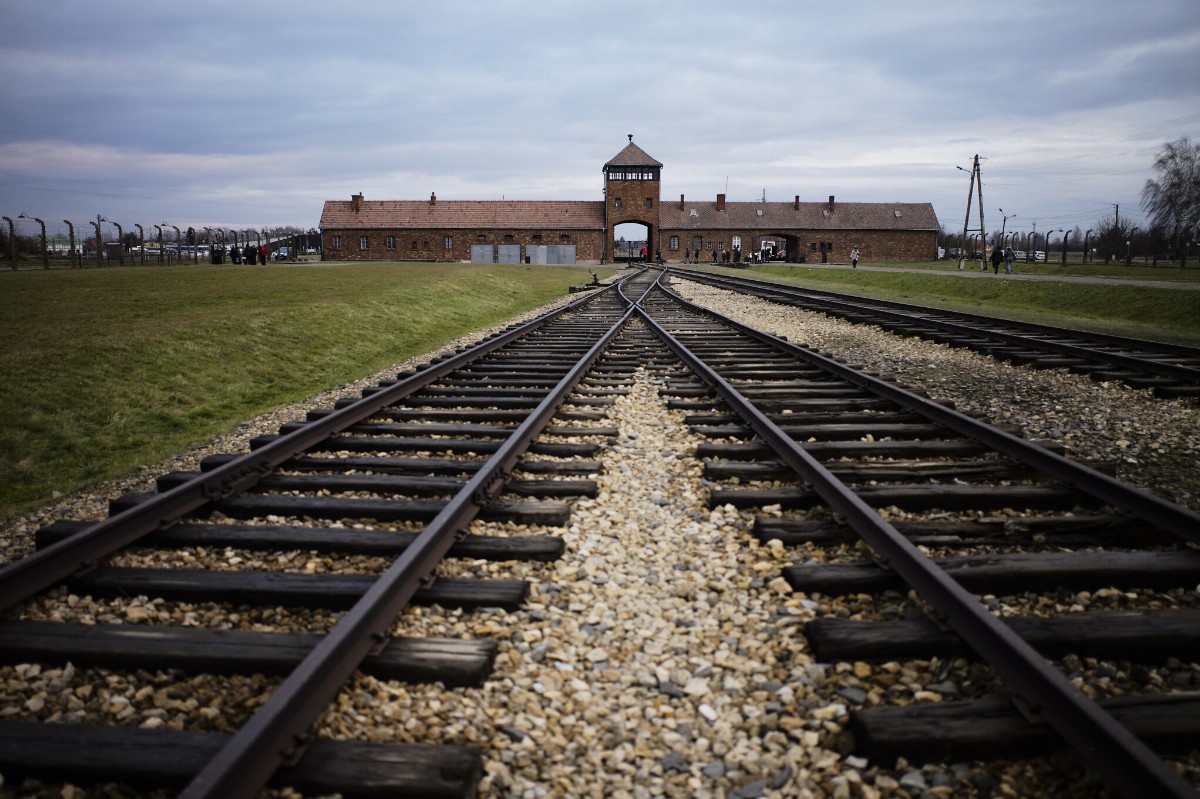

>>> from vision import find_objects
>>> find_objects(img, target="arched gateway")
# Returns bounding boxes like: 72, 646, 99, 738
319, 138, 939, 264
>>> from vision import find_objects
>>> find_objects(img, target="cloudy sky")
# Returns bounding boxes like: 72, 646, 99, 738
2, 0, 1198, 244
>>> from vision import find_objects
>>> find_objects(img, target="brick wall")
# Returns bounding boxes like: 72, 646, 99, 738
322, 228, 606, 262
659, 227, 937, 263
606, 177, 661, 257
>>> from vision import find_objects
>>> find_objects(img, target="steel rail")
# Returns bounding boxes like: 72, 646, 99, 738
0, 285, 615, 613
666, 267, 1200, 384
668, 265, 1200, 357
657, 277, 1200, 543
635, 284, 1200, 799
178, 281, 648, 799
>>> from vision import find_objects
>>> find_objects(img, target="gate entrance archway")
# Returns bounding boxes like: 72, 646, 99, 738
753, 233, 799, 263
614, 221, 653, 262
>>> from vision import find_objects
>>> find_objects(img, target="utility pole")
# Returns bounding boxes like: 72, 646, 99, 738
957, 162, 975, 271
974, 155, 987, 271
956, 155, 987, 271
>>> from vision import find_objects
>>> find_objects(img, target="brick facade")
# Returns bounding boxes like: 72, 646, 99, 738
323, 227, 606, 262
319, 141, 939, 263
659, 225, 937, 264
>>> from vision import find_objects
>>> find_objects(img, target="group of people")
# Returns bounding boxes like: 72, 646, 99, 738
220, 244, 270, 265
683, 246, 742, 264
988, 247, 1016, 275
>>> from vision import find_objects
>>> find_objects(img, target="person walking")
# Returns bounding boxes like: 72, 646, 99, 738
850, 247, 859, 268
990, 246, 1002, 274
684, 248, 690, 264
1004, 247, 1014, 274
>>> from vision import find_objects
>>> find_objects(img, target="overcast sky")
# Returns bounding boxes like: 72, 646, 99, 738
2, 0, 1198, 244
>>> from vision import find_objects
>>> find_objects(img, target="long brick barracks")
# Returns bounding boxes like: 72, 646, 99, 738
319, 138, 940, 265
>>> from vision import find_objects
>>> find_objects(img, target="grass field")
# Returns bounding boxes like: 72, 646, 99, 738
685, 262, 1200, 345
0, 262, 608, 520
2, 258, 1198, 523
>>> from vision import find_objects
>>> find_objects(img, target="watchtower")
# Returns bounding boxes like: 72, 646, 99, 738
604, 135, 662, 259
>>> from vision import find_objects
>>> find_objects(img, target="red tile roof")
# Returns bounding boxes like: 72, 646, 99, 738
660, 200, 939, 232
604, 142, 663, 168
320, 199, 606, 231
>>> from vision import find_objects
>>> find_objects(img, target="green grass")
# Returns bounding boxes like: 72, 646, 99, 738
686, 262, 1200, 345
828, 258, 1200, 281
0, 262, 611, 520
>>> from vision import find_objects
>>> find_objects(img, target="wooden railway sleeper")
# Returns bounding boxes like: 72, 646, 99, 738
643, 276, 1200, 799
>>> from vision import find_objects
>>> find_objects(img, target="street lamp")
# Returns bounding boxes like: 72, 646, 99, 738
91, 219, 104, 268
95, 215, 109, 267
999, 208, 1016, 254
163, 222, 180, 265
1083, 229, 1093, 264
109, 220, 124, 266
18, 214, 48, 269
134, 224, 145, 265
1061, 230, 1073, 266
1044, 229, 1063, 261
2, 216, 14, 269
63, 219, 79, 268
1126, 227, 1139, 266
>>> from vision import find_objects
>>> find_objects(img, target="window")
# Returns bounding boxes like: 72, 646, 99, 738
669, 236, 679, 251
532, 234, 542, 242
607, 169, 658, 181
644, 198, 653, 209
332, 236, 342, 251
477, 234, 486, 242
503, 234, 514, 242
359, 236, 369, 251
692, 236, 702, 251
444, 236, 453, 250
732, 236, 741, 249
411, 240, 417, 250
560, 234, 570, 242
386, 236, 396, 250
613, 198, 622, 208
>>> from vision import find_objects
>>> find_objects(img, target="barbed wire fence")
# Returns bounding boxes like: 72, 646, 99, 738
0, 215, 319, 270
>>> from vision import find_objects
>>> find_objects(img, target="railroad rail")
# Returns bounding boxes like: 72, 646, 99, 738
0, 269, 661, 798
664, 265, 1200, 399
639, 271, 1200, 799
2, 267, 1198, 797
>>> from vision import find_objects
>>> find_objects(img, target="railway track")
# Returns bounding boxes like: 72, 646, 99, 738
1, 267, 1198, 797
0, 271, 660, 798
664, 265, 1200, 400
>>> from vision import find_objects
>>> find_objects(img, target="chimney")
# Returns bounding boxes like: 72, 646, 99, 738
794, 195, 799, 210
716, 193, 726, 211
680, 194, 685, 210
430, 192, 437, 206
351, 193, 363, 212
828, 195, 836, 212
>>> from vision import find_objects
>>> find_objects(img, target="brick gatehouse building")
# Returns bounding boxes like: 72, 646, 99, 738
319, 138, 939, 264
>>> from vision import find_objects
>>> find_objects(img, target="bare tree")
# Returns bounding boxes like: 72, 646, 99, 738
1141, 136, 1199, 267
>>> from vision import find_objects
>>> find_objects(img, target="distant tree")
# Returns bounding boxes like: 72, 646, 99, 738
1093, 215, 1134, 265
1141, 136, 1200, 267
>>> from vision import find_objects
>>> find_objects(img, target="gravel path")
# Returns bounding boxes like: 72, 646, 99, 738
2, 275, 1198, 798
